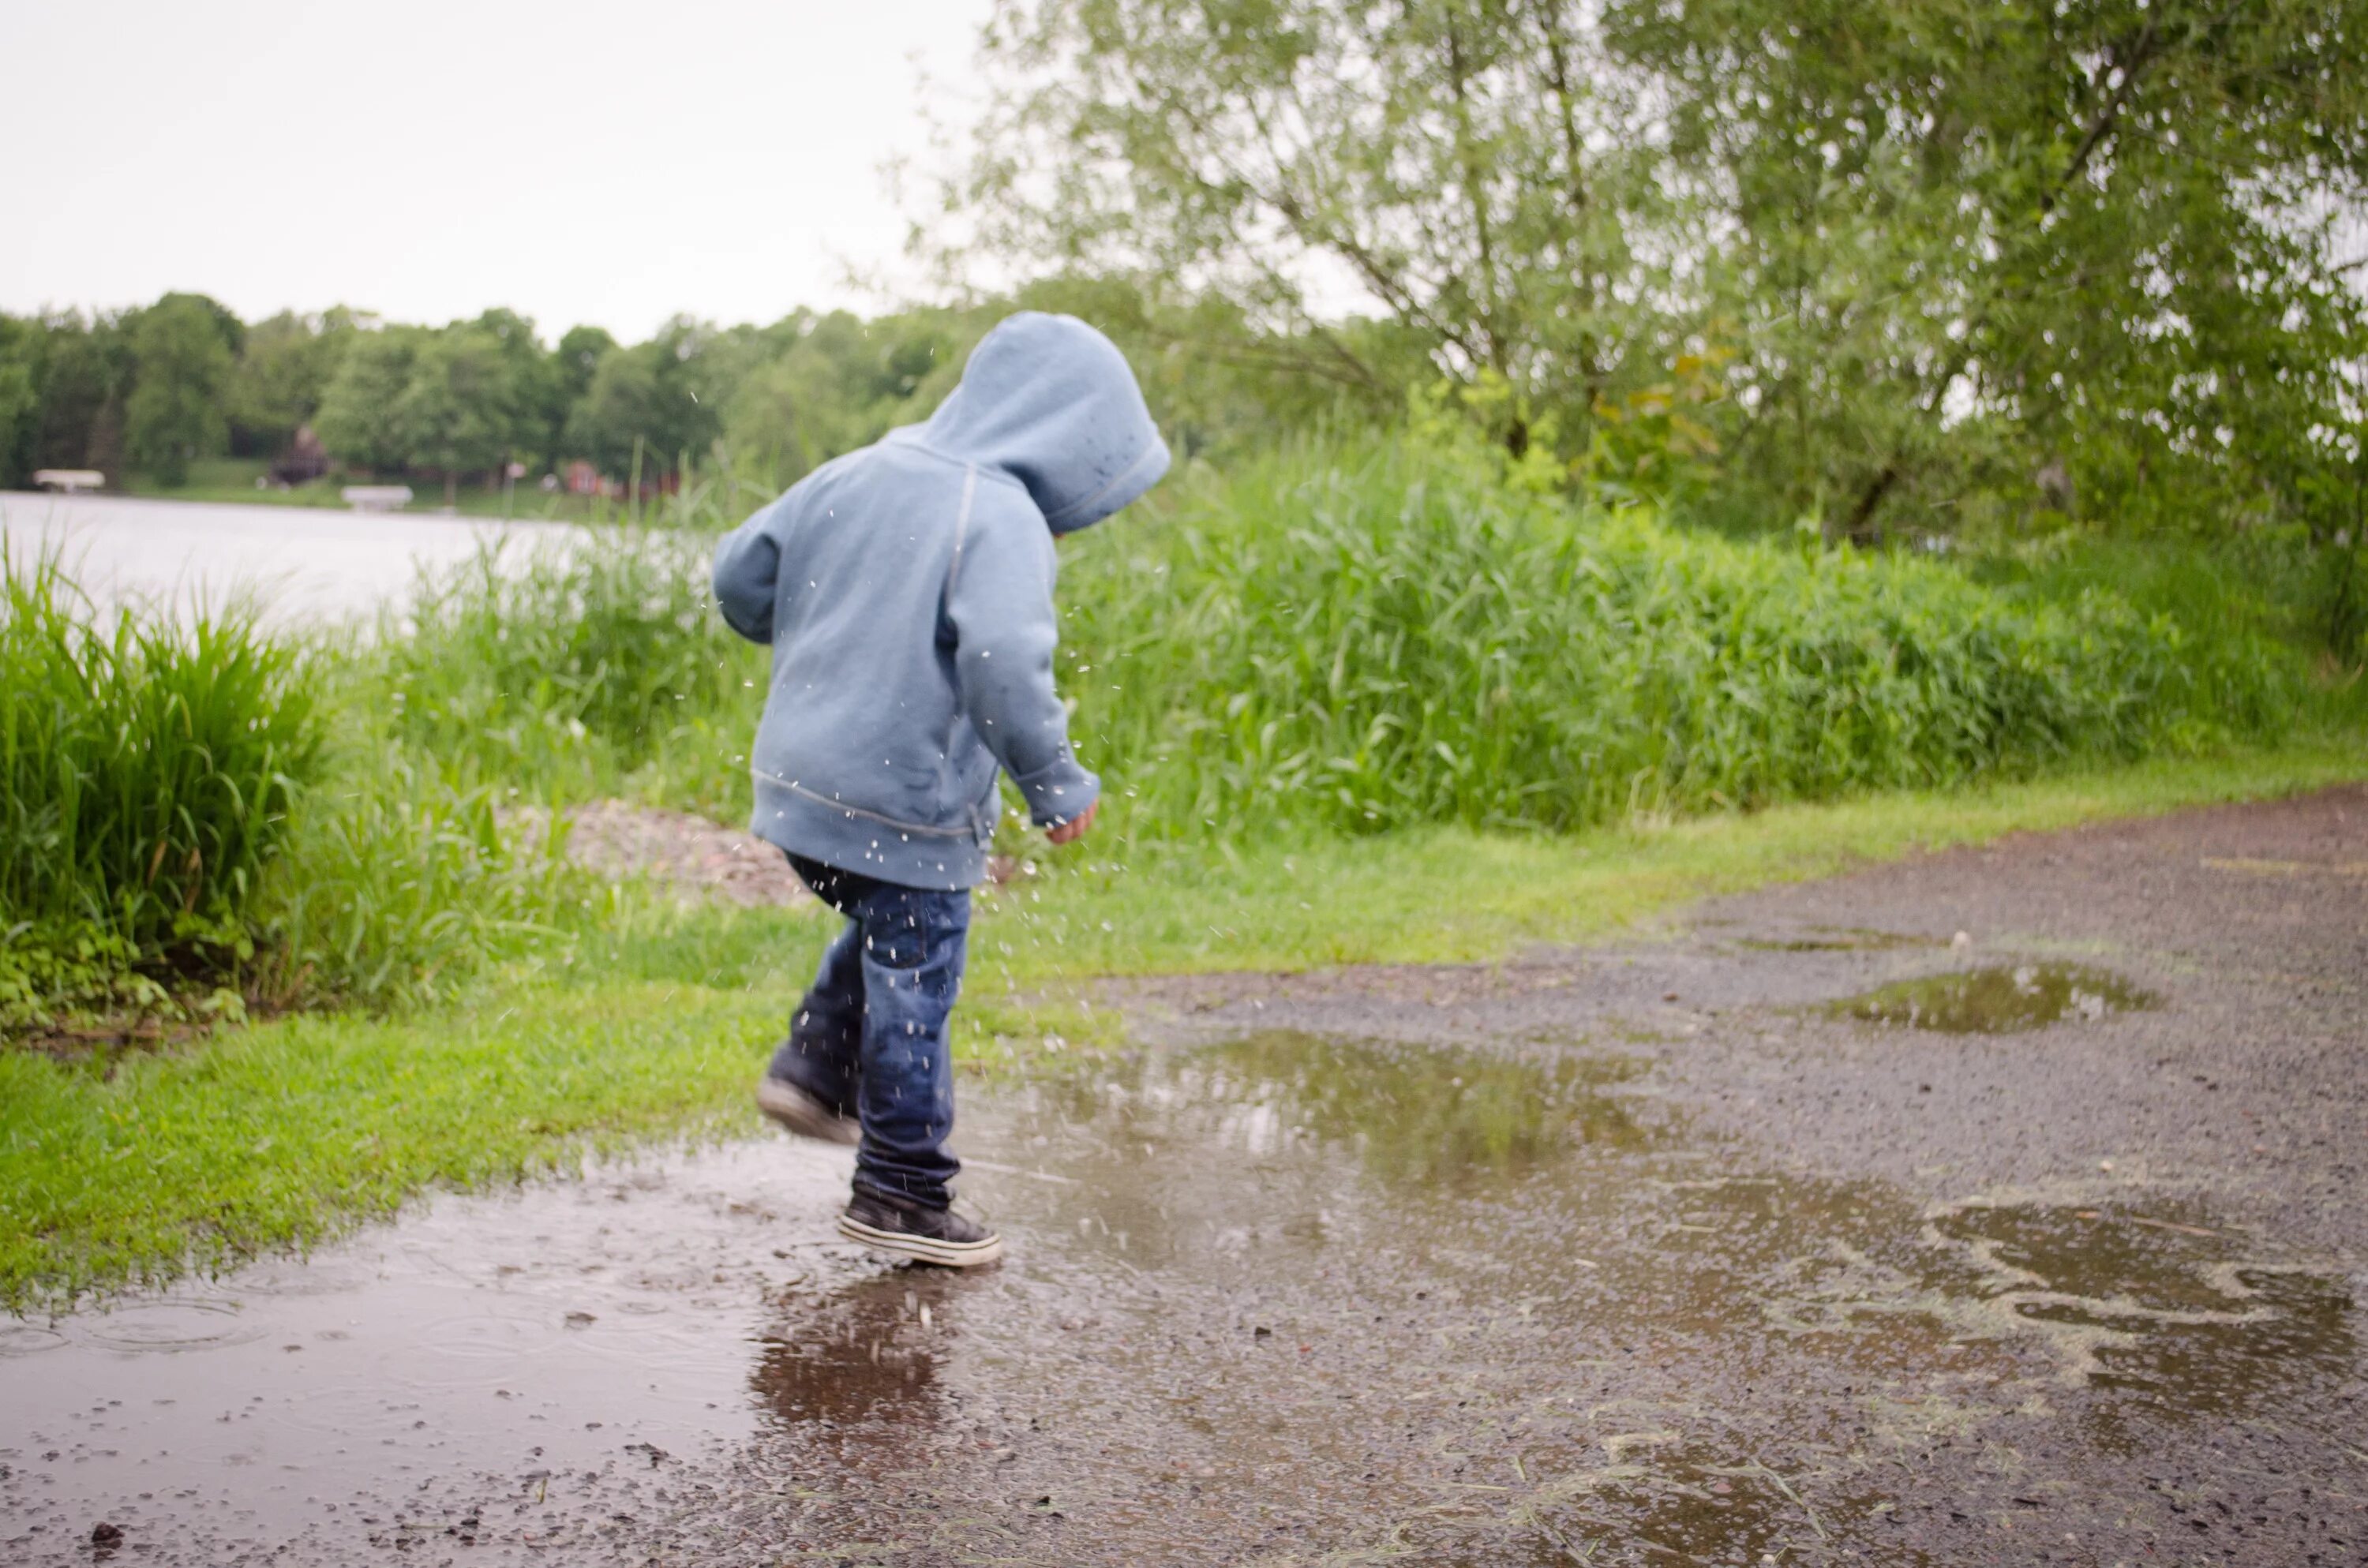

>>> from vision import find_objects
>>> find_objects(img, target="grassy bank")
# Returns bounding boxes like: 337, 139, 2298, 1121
4, 737, 2361, 1308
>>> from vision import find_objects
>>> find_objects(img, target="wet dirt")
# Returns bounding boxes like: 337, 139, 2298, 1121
1829, 962, 2155, 1033
1733, 926, 1944, 953
6, 785, 2367, 1564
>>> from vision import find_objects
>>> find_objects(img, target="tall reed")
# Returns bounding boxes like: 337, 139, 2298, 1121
376, 529, 765, 817
1, 552, 321, 975
1055, 440, 2302, 836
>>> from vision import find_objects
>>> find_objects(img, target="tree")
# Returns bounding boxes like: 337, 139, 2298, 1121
549, 324, 618, 467
230, 308, 359, 457
313, 326, 423, 473
389, 324, 528, 503
564, 320, 721, 481
468, 309, 562, 471
1609, 0, 2368, 542
722, 309, 963, 483
957, 0, 2368, 567
0, 315, 43, 488
30, 311, 135, 481
951, 0, 1689, 458
124, 293, 241, 485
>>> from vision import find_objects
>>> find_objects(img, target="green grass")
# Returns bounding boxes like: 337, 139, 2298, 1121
1, 550, 320, 1026
5, 736, 2359, 1309
1058, 441, 2322, 838
374, 529, 762, 815
0, 981, 790, 1299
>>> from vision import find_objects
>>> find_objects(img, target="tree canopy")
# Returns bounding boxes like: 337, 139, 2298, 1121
950, 0, 2368, 544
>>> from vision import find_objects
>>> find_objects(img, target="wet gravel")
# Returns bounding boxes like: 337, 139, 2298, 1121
4, 786, 2364, 1564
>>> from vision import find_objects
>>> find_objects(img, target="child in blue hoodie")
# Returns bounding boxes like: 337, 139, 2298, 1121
711, 312, 1169, 1267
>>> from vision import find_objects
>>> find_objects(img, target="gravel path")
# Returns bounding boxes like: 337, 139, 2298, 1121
7, 786, 2363, 1566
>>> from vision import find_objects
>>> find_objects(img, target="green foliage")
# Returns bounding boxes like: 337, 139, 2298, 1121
719, 309, 966, 485
313, 315, 551, 488
566, 320, 723, 481
0, 552, 320, 1021
357, 433, 2332, 851
30, 312, 129, 477
1617, 0, 2368, 545
960, 0, 2368, 648
252, 741, 575, 1012
122, 293, 240, 485
227, 308, 358, 455
388, 324, 523, 485
0, 551, 591, 1030
376, 530, 765, 816
0, 315, 39, 488
312, 324, 422, 471
1056, 437, 2309, 836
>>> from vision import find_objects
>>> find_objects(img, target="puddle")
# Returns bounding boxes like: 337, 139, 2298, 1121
3, 1033, 2357, 1565
1734, 926, 1942, 952
1830, 962, 2155, 1033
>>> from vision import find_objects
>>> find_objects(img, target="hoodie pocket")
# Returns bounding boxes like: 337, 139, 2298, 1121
877, 755, 954, 825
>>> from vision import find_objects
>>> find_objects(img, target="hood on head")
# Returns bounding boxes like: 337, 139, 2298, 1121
917, 312, 1171, 533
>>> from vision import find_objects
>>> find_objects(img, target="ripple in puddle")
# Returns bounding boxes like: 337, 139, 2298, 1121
70, 1297, 271, 1353
1830, 962, 2153, 1032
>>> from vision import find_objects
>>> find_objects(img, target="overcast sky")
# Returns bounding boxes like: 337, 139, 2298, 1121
2, 0, 992, 340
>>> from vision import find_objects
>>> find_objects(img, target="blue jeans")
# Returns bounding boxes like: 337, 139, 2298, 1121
768, 854, 969, 1209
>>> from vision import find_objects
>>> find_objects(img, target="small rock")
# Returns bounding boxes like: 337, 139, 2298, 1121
1952, 930, 1973, 949
92, 1521, 124, 1547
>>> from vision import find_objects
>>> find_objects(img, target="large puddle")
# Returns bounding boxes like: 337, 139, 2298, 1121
4, 1034, 2358, 1564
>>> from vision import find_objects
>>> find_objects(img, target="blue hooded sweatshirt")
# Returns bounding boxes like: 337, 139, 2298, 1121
711, 312, 1170, 890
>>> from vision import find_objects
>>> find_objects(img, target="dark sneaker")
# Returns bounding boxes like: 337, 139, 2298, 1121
754, 1073, 859, 1146
837, 1189, 1005, 1268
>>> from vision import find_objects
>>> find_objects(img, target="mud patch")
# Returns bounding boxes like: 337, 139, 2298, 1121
1831, 962, 2155, 1033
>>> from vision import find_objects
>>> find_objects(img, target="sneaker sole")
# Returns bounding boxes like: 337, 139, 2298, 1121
837, 1214, 1006, 1268
753, 1077, 860, 1146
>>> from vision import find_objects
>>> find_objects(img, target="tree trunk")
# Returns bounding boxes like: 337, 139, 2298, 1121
1841, 464, 1900, 546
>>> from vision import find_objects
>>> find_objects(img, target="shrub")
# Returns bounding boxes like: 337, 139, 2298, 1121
1055, 440, 2305, 836
252, 742, 575, 1012
377, 529, 763, 818
1, 552, 320, 1023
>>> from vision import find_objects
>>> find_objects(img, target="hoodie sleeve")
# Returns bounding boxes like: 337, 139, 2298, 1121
945, 488, 1100, 827
711, 500, 785, 644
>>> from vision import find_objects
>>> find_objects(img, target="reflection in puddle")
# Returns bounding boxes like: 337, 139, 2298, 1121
1832, 963, 2154, 1032
751, 1270, 961, 1433
1178, 1032, 1647, 1188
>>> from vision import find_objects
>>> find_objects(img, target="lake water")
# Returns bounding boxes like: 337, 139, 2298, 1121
0, 492, 579, 629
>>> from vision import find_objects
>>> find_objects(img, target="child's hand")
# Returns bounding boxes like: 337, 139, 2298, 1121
1046, 799, 1100, 845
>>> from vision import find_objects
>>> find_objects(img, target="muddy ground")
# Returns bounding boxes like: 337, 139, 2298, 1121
5, 787, 2364, 1566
